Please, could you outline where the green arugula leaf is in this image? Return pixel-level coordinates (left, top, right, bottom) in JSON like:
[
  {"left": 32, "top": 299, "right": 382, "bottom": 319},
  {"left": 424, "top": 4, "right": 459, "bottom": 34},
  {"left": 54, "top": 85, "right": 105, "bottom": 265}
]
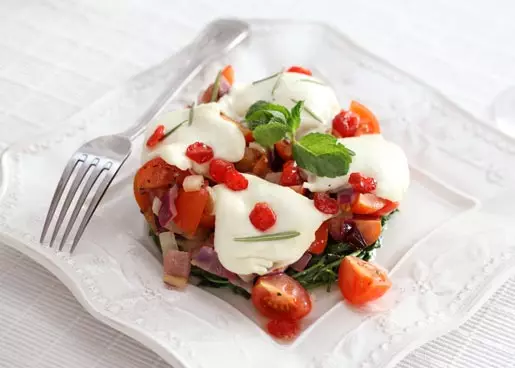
[
  {"left": 288, "top": 100, "right": 303, "bottom": 132},
  {"left": 252, "top": 120, "right": 289, "bottom": 147},
  {"left": 292, "top": 133, "right": 355, "bottom": 178}
]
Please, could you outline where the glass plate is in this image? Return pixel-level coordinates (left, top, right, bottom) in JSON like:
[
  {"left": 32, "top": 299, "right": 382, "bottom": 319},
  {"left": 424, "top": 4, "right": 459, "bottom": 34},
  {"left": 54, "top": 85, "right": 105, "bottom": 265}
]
[{"left": 1, "top": 20, "right": 515, "bottom": 368}]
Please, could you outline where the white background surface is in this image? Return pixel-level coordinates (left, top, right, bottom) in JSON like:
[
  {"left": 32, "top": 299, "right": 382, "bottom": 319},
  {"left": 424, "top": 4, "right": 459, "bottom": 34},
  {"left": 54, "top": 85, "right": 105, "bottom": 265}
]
[{"left": 0, "top": 0, "right": 514, "bottom": 367}]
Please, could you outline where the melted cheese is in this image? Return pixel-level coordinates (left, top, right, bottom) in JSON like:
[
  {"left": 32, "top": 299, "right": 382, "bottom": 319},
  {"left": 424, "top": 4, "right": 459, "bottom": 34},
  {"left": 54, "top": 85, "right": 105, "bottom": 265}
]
[
  {"left": 142, "top": 103, "right": 246, "bottom": 171},
  {"left": 303, "top": 134, "right": 410, "bottom": 202},
  {"left": 218, "top": 72, "right": 340, "bottom": 137},
  {"left": 213, "top": 174, "right": 330, "bottom": 275}
]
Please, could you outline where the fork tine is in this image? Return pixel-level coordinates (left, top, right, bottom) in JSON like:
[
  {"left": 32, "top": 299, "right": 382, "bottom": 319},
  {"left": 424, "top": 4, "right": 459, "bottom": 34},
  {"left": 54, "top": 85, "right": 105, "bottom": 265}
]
[
  {"left": 40, "top": 154, "right": 86, "bottom": 243},
  {"left": 49, "top": 156, "right": 98, "bottom": 248},
  {"left": 70, "top": 160, "right": 125, "bottom": 254},
  {"left": 58, "top": 161, "right": 107, "bottom": 251}
]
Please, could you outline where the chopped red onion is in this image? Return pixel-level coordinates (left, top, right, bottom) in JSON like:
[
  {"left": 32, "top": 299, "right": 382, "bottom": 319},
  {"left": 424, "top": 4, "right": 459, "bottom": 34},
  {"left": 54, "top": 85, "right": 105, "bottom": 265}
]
[
  {"left": 290, "top": 253, "right": 312, "bottom": 272},
  {"left": 337, "top": 188, "right": 354, "bottom": 204},
  {"left": 191, "top": 246, "right": 236, "bottom": 280},
  {"left": 158, "top": 185, "right": 178, "bottom": 228},
  {"left": 163, "top": 249, "right": 191, "bottom": 288}
]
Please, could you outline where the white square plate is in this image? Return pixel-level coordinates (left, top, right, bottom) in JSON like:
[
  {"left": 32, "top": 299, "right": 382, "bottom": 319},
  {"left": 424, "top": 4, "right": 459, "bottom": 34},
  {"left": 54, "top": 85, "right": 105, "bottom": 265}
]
[{"left": 2, "top": 20, "right": 515, "bottom": 368}]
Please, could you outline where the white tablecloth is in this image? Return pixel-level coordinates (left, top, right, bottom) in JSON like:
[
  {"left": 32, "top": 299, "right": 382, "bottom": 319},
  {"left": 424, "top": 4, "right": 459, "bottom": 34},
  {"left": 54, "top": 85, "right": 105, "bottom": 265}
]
[{"left": 1, "top": 0, "right": 514, "bottom": 367}]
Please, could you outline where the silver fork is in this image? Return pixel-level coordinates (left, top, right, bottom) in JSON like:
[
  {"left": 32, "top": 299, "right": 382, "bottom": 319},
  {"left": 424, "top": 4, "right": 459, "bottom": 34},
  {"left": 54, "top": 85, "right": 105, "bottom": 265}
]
[{"left": 40, "top": 19, "right": 249, "bottom": 253}]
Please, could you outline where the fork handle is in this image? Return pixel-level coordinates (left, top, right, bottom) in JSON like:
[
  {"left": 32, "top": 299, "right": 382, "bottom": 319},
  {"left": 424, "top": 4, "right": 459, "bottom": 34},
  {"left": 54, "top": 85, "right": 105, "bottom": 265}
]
[{"left": 119, "top": 19, "right": 249, "bottom": 141}]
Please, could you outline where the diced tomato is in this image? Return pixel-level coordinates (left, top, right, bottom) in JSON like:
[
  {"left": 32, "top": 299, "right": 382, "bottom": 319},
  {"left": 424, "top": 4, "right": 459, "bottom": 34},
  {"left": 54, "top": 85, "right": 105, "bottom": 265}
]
[
  {"left": 353, "top": 218, "right": 382, "bottom": 245},
  {"left": 288, "top": 185, "right": 306, "bottom": 195},
  {"left": 249, "top": 202, "right": 276, "bottom": 232},
  {"left": 371, "top": 200, "right": 399, "bottom": 217},
  {"left": 280, "top": 160, "right": 302, "bottom": 186},
  {"left": 308, "top": 221, "right": 329, "bottom": 254},
  {"left": 199, "top": 213, "right": 215, "bottom": 229},
  {"left": 351, "top": 193, "right": 387, "bottom": 215},
  {"left": 185, "top": 142, "right": 214, "bottom": 164},
  {"left": 332, "top": 110, "right": 359, "bottom": 138},
  {"left": 348, "top": 172, "right": 377, "bottom": 193},
  {"left": 313, "top": 192, "right": 339, "bottom": 215},
  {"left": 252, "top": 155, "right": 270, "bottom": 178},
  {"left": 209, "top": 159, "right": 234, "bottom": 183},
  {"left": 266, "top": 319, "right": 300, "bottom": 340},
  {"left": 133, "top": 158, "right": 186, "bottom": 213},
  {"left": 173, "top": 187, "right": 209, "bottom": 234},
  {"left": 252, "top": 273, "right": 312, "bottom": 320},
  {"left": 146, "top": 125, "right": 165, "bottom": 148},
  {"left": 221, "top": 65, "right": 234, "bottom": 85},
  {"left": 338, "top": 256, "right": 391, "bottom": 305},
  {"left": 286, "top": 66, "right": 312, "bottom": 76},
  {"left": 275, "top": 140, "right": 293, "bottom": 161},
  {"left": 224, "top": 169, "right": 248, "bottom": 191},
  {"left": 350, "top": 100, "right": 381, "bottom": 135}
]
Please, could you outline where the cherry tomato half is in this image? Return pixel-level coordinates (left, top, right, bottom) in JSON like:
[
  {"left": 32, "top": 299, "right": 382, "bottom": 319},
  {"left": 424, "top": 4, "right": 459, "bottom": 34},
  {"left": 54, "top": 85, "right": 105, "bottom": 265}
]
[
  {"left": 252, "top": 273, "right": 312, "bottom": 321},
  {"left": 349, "top": 100, "right": 381, "bottom": 135},
  {"left": 338, "top": 256, "right": 391, "bottom": 305}
]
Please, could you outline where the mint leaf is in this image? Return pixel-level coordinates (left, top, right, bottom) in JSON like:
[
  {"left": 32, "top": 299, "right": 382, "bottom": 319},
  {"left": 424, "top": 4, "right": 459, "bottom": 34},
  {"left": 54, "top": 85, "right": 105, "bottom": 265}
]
[
  {"left": 288, "top": 100, "right": 303, "bottom": 132},
  {"left": 245, "top": 100, "right": 290, "bottom": 121},
  {"left": 292, "top": 133, "right": 355, "bottom": 177},
  {"left": 253, "top": 121, "right": 289, "bottom": 147}
]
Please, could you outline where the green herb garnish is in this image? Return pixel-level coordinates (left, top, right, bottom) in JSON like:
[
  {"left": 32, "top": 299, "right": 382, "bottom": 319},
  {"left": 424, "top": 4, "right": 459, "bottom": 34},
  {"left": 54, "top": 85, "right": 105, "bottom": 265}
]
[
  {"left": 252, "top": 71, "right": 283, "bottom": 85},
  {"left": 298, "top": 78, "right": 325, "bottom": 86},
  {"left": 162, "top": 120, "right": 187, "bottom": 140},
  {"left": 191, "top": 266, "right": 251, "bottom": 299},
  {"left": 291, "top": 98, "right": 323, "bottom": 123},
  {"left": 210, "top": 71, "right": 222, "bottom": 102},
  {"left": 271, "top": 71, "right": 285, "bottom": 97},
  {"left": 188, "top": 102, "right": 196, "bottom": 126},
  {"left": 245, "top": 100, "right": 354, "bottom": 177},
  {"left": 292, "top": 133, "right": 355, "bottom": 178},
  {"left": 234, "top": 231, "right": 300, "bottom": 242}
]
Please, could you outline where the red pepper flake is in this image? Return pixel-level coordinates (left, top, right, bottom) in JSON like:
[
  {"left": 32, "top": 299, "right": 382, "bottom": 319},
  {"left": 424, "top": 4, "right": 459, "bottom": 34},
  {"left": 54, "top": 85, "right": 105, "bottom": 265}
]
[
  {"left": 146, "top": 125, "right": 165, "bottom": 148},
  {"left": 209, "top": 159, "right": 234, "bottom": 183},
  {"left": 186, "top": 142, "right": 214, "bottom": 164},
  {"left": 286, "top": 66, "right": 312, "bottom": 76},
  {"left": 280, "top": 160, "right": 303, "bottom": 186},
  {"left": 249, "top": 202, "right": 276, "bottom": 232},
  {"left": 313, "top": 192, "right": 339, "bottom": 215},
  {"left": 224, "top": 169, "right": 248, "bottom": 191},
  {"left": 348, "top": 173, "right": 377, "bottom": 193}
]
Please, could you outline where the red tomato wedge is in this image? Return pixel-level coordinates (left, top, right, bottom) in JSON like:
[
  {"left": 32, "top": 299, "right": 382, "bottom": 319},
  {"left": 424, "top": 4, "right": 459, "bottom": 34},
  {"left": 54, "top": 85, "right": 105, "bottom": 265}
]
[
  {"left": 351, "top": 193, "right": 387, "bottom": 215},
  {"left": 308, "top": 221, "right": 329, "bottom": 254},
  {"left": 338, "top": 256, "right": 391, "bottom": 305},
  {"left": 173, "top": 187, "right": 209, "bottom": 234},
  {"left": 353, "top": 218, "right": 382, "bottom": 245},
  {"left": 252, "top": 273, "right": 312, "bottom": 321},
  {"left": 266, "top": 319, "right": 300, "bottom": 340},
  {"left": 221, "top": 65, "right": 234, "bottom": 85},
  {"left": 349, "top": 100, "right": 381, "bottom": 135},
  {"left": 371, "top": 200, "right": 399, "bottom": 216}
]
